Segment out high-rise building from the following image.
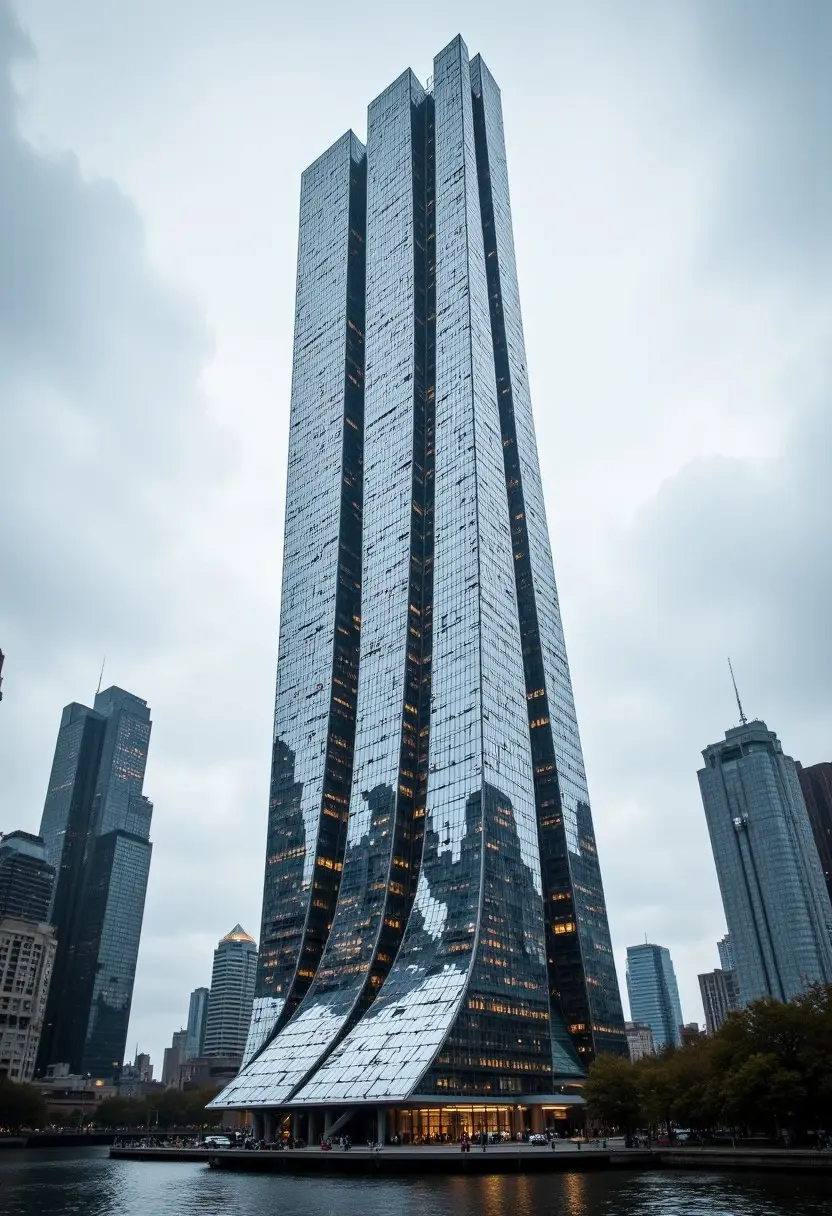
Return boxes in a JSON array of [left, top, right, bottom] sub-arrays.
[[0, 832, 55, 922], [0, 832, 56, 1083], [625, 943, 683, 1050], [698, 968, 740, 1035], [162, 1029, 188, 1087], [211, 35, 624, 1137], [135, 1051, 153, 1083], [36, 687, 154, 1078], [699, 721, 832, 1006], [185, 986, 210, 1061], [796, 761, 832, 908], [624, 1021, 655, 1063], [0, 918, 57, 1082], [717, 934, 735, 973], [203, 926, 257, 1060]]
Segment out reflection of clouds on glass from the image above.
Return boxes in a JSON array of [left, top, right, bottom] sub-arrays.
[[413, 867, 447, 941], [240, 995, 284, 1069]]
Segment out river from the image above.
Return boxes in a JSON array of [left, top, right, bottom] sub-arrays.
[[0, 1149, 829, 1215]]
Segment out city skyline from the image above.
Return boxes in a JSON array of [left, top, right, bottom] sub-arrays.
[[1, 1, 831, 1071]]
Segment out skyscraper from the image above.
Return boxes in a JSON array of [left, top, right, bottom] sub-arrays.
[[185, 986, 210, 1061], [36, 687, 154, 1078], [796, 761, 832, 908], [202, 926, 258, 1059], [717, 934, 735, 973], [625, 943, 684, 1050], [162, 1028, 188, 1087], [699, 721, 832, 1006], [0, 832, 55, 922], [0, 831, 56, 1083], [212, 36, 624, 1136], [698, 969, 740, 1035]]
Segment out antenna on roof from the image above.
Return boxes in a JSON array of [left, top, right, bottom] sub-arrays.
[[96, 656, 106, 697], [728, 657, 747, 725]]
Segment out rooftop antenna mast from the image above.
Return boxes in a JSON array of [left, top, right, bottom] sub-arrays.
[[728, 657, 747, 725], [96, 656, 106, 697]]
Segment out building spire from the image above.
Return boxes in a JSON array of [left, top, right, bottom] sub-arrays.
[[96, 656, 106, 697], [728, 657, 747, 725]]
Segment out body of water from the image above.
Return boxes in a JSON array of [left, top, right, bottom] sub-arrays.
[[0, 1149, 829, 1216]]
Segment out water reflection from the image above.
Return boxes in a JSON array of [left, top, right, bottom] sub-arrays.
[[0, 1152, 830, 1216]]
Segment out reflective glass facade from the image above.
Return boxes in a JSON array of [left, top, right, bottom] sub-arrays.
[[214, 35, 623, 1114], [36, 688, 153, 1078], [625, 943, 683, 1051], [245, 132, 367, 1067], [699, 721, 832, 1006]]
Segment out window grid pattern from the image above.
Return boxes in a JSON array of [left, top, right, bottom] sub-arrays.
[[470, 58, 625, 1062], [223, 73, 434, 1106], [246, 133, 367, 1065]]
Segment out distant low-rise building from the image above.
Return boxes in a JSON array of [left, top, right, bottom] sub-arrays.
[[698, 968, 741, 1035], [624, 1021, 655, 1062], [35, 1065, 117, 1121], [178, 1054, 241, 1093]]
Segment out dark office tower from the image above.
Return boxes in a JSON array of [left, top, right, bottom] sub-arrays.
[[185, 986, 210, 1060], [213, 36, 624, 1134], [36, 687, 153, 1078], [0, 832, 55, 921], [699, 722, 832, 1006], [797, 762, 832, 907]]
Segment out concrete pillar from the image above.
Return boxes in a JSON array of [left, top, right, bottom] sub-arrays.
[[252, 1111, 265, 1140], [376, 1106, 387, 1145], [263, 1111, 276, 1142], [308, 1110, 318, 1143], [530, 1106, 544, 1134], [324, 1109, 333, 1135], [292, 1113, 301, 1141]]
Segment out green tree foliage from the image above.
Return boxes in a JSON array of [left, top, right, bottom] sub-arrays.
[[93, 1085, 223, 1129], [584, 984, 832, 1140], [0, 1078, 48, 1130]]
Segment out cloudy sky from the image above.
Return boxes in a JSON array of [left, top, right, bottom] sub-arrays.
[[1, 0, 830, 1071]]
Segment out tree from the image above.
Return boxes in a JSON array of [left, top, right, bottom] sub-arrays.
[[583, 1053, 642, 1135], [0, 1078, 47, 1130]]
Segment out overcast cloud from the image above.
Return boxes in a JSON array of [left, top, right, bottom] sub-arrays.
[[1, 0, 830, 1070]]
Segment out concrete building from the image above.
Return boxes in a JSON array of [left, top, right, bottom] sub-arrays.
[[698, 968, 740, 1035], [699, 720, 832, 1005], [624, 1021, 655, 1062], [202, 927, 257, 1060], [0, 917, 57, 1082], [162, 1029, 188, 1087], [0, 832, 56, 1083], [626, 943, 684, 1050]]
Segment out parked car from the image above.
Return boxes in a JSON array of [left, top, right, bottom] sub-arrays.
[[204, 1135, 232, 1149], [529, 1133, 548, 1145]]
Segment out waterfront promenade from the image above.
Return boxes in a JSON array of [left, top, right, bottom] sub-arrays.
[[110, 1141, 832, 1176]]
